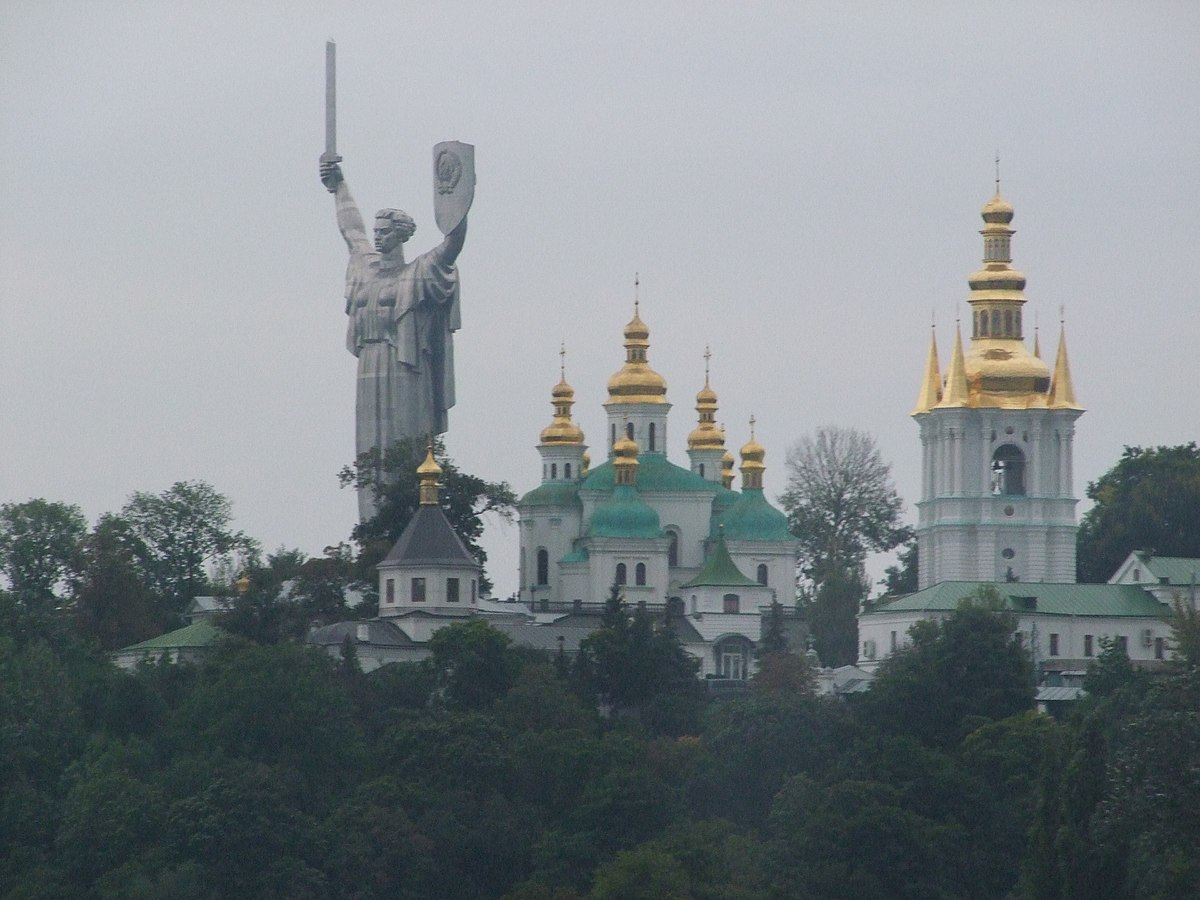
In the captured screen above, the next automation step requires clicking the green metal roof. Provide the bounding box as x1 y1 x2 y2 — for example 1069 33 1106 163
560 547 589 563
121 621 225 651
681 536 759 588
583 453 715 493
716 488 792 542
519 481 582 508
868 581 1169 618
1136 553 1200 586
589 485 662 538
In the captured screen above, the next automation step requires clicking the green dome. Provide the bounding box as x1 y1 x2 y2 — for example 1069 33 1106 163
718 488 791 542
520 481 581 509
590 485 662 538
583 453 714 493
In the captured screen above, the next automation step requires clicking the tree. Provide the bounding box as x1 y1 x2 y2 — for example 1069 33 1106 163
880 537 918 598
120 481 258 621
0 499 87 608
339 437 516 592
1076 442 1200 583
855 588 1034 747
426 619 521 709
69 514 159 650
779 427 909 665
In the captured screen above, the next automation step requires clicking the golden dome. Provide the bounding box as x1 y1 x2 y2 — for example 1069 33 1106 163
540 375 585 445
688 350 724 451
605 304 668 405
981 191 1015 224
612 431 640 485
418 443 442 505
551 379 574 401
417 444 442 477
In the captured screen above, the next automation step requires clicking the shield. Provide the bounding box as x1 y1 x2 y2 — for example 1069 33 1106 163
433 141 475 235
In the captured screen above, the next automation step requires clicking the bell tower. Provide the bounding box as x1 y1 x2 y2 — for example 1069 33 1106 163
912 185 1083 587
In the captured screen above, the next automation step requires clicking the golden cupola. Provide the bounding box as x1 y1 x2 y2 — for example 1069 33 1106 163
417 442 443 505
688 348 725 450
540 351 585 446
739 417 766 490
961 180 1051 408
612 431 640 486
605 301 668 406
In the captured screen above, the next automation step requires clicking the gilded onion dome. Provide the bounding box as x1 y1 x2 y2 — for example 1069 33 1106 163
688 348 725 450
739 417 766 490
540 353 586 445
612 431 640 485
605 302 668 405
417 443 443 505
721 437 736 489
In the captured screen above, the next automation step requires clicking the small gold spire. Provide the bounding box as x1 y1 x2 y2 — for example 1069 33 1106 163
418 439 443 505
1049 322 1083 410
606 294 668 406
688 346 724 450
937 323 969 408
236 574 251 594
720 427 735 489
740 415 766 490
912 325 942 414
613 427 640 486
541 345 585 445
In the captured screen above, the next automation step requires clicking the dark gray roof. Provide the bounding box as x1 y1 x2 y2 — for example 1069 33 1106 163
308 619 416 647
379 505 479 569
495 623 595 653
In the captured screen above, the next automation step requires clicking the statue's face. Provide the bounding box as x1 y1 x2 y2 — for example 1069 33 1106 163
374 217 404 254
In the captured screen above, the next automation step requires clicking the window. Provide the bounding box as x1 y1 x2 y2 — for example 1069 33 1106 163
648 422 656 451
412 577 426 603
447 577 460 603
979 312 989 337
626 422 634 441
611 424 616 447
615 563 627 585
551 463 557 479
698 463 705 478
723 593 740 613
635 562 646 586
1015 310 1022 336
1004 309 1013 336
991 444 1026 496
1155 637 1165 660
757 564 768 586
536 549 549 586
667 532 679 568
386 578 395 605
991 310 1001 336
716 638 749 680
471 580 477 603
1049 633 1059 656
1084 634 1094 657
1117 635 1128 654
565 462 571 479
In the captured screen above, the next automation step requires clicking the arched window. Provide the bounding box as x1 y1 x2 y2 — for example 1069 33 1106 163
757 564 768 586
550 463 557 480
648 422 656 452
715 636 750 679
991 444 1026 496
991 310 1001 337
1004 310 1013 337
611 424 616 448
667 532 679 568
635 562 647 585
626 422 634 441
615 563 627 585
979 312 989 337
723 593 740 613
698 463 705 478
536 548 549 585
565 462 572 479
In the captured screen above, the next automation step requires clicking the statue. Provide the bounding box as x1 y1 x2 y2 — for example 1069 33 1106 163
318 44 474 520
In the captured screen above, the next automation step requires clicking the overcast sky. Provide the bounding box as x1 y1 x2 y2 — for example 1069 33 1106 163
2 2 1197 598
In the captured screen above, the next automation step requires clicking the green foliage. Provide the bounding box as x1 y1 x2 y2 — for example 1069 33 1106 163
340 437 516 592
121 481 259 622
780 427 910 664
1086 635 1141 697
0 498 87 607
70 514 159 650
1076 442 1200 583
855 590 1034 747
428 619 521 709
881 536 919 597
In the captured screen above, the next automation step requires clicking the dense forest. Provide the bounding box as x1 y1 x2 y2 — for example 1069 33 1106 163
2 587 1197 899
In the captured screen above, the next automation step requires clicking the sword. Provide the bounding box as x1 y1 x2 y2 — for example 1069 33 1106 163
321 40 341 165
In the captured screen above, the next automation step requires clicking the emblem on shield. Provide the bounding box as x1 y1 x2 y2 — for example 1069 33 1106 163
433 141 475 235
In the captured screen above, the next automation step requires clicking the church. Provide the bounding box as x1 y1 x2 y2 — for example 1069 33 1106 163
858 186 1191 681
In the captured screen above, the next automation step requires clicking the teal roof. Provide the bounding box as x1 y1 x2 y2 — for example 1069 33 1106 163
121 621 225 651
717 488 792 542
560 547 590 563
867 582 1169 619
681 536 759 588
583 453 715 494
590 485 662 538
1135 553 1200 586
712 485 740 515
520 481 582 508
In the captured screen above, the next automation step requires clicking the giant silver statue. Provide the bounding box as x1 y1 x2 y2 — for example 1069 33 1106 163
318 44 474 520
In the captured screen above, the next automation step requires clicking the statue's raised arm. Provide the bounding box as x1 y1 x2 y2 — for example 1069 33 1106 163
320 159 370 254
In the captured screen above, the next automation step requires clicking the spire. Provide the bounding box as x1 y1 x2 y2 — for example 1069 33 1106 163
417 440 443 505
540 344 585 445
1049 321 1083 409
739 415 766 490
1033 321 1041 359
936 323 969 408
612 428 640 486
688 345 724 450
605 289 668 406
912 326 943 414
